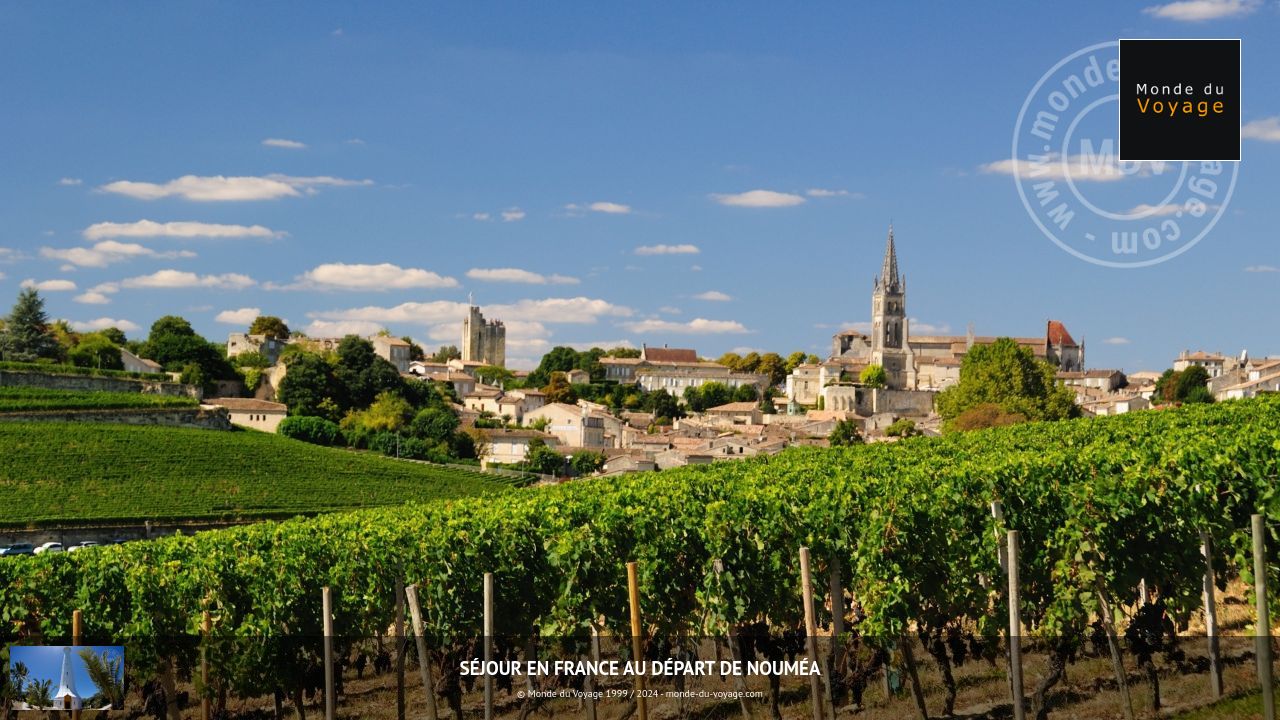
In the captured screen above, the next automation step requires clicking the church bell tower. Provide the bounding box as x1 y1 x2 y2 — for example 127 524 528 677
869 225 914 390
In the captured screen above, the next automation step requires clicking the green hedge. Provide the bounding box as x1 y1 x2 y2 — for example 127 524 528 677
0 360 169 381
0 387 198 412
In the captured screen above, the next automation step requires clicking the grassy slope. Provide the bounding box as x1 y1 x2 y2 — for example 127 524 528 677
0 422 510 527
0 386 198 411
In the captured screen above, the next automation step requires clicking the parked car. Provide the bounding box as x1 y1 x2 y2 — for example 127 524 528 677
0 543 35 556
33 542 64 554
68 541 100 552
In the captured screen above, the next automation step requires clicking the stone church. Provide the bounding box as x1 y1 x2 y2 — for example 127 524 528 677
791 226 1085 402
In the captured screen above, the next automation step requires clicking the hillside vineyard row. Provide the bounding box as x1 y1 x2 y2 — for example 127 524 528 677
3 397 1280 714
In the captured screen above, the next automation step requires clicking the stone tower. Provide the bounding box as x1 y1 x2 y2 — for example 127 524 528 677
461 303 506 367
869 225 914 390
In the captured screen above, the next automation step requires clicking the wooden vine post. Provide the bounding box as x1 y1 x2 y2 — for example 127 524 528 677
1006 530 1025 720
626 561 649 720
798 547 825 720
484 572 495 720
1254 514 1275 720
713 559 755 720
395 580 407 720
201 609 212 720
404 584 440 720
1201 531 1222 699
1093 581 1135 720
323 586 335 720
72 610 82 720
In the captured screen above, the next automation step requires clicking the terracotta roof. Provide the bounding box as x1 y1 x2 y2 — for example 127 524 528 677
208 397 287 412
706 402 760 413
641 346 699 363
479 428 557 440
1047 320 1077 347
1180 351 1226 361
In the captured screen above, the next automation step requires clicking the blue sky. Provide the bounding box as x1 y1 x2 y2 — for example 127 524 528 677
0 2 1276 370
9 645 124 702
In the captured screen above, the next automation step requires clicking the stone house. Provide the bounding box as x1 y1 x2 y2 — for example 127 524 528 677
478 428 558 466
208 397 288 432
372 336 412 373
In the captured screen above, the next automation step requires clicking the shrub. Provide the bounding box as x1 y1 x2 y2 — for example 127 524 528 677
278 416 345 447
885 418 920 437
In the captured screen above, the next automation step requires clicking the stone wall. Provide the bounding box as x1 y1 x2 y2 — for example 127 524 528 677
0 405 231 430
0 369 200 398
0 518 262 548
869 388 936 416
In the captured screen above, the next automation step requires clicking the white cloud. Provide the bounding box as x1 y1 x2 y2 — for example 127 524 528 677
805 188 864 199
501 207 526 222
694 290 732 302
1143 0 1259 21
279 263 459 291
99 174 372 201
589 201 632 215
980 154 1171 183
658 306 681 315
215 307 263 325
345 138 366 145
0 248 24 263
73 292 111 305
20 278 77 292
620 318 749 335
0 271 5 280
1242 117 1280 142
466 268 579 285
472 212 492 221
711 189 806 208
84 219 282 241
1245 265 1279 273
566 339 635 351
122 270 255 290
59 177 82 186
310 297 631 327
69 317 140 332
262 138 307 149
303 319 385 337
1103 337 1132 345
635 244 700 256
1126 202 1221 217
41 241 196 268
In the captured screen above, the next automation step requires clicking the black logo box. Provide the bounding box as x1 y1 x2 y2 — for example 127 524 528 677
1119 39 1240 162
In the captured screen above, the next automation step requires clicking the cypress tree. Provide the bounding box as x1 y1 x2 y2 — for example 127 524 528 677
1 288 60 362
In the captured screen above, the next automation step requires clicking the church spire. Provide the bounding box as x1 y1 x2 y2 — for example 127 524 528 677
878 224 901 292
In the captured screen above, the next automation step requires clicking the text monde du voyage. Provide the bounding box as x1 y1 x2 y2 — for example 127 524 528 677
459 658 823 677
1134 82 1228 118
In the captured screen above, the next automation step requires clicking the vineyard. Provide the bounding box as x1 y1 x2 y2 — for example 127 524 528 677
0 360 168 381
0 423 512 527
0 386 198 412
3 397 1280 719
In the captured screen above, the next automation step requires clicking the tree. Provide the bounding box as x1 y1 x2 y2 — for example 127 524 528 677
349 391 414 432
99 326 128 346
401 336 425 362
646 389 685 422
935 338 1079 431
335 335 404 408
860 364 887 389
78 648 124 709
759 387 777 414
428 345 461 363
141 315 236 389
684 382 732 412
885 418 920 437
278 416 345 446
0 288 60 361
828 418 864 446
570 450 606 476
26 678 53 710
68 332 124 370
1175 365 1213 403
543 371 578 404
248 315 290 339
475 365 515 387
278 352 344 420
410 406 460 443
949 403 1027 431
527 346 579 387
732 384 758 402
757 352 787 386
785 351 808 374
49 319 79 361
230 350 270 369
524 438 565 476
